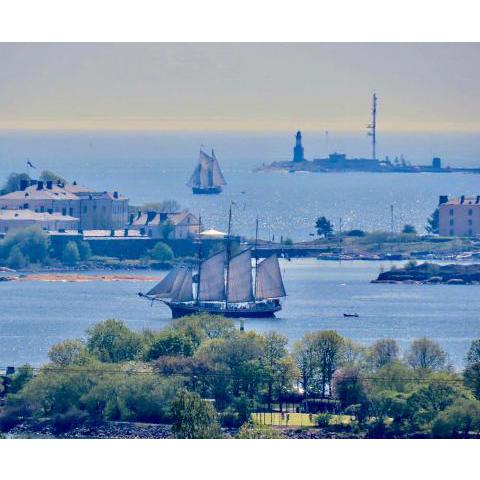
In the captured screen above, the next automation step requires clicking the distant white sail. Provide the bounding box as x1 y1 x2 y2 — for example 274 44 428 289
227 249 254 303
146 265 181 297
187 150 226 188
255 255 286 300
211 150 227 186
171 267 194 302
199 251 226 301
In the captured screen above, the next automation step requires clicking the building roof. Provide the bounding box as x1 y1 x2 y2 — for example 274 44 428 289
0 181 128 202
0 209 79 221
441 196 480 206
0 184 78 201
130 210 197 227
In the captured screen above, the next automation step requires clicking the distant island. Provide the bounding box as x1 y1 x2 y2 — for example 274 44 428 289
256 131 480 174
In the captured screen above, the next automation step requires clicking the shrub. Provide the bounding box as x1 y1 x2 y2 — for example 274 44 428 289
346 229 366 237
315 412 332 428
402 224 417 235
1 227 50 264
48 340 86 367
0 404 32 432
6 245 28 269
148 241 174 262
77 241 92 261
62 241 80 266
51 407 90 434
431 398 480 438
237 422 285 439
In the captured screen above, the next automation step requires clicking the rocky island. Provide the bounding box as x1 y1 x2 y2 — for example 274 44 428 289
373 261 480 284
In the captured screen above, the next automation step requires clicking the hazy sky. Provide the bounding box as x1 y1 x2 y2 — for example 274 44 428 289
1 43 479 132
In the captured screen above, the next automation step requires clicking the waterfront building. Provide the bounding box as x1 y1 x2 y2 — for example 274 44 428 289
128 210 200 239
292 131 305 162
0 209 79 234
0 180 129 230
438 195 480 237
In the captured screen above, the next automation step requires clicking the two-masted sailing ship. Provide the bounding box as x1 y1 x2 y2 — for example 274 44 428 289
187 149 226 194
139 212 286 318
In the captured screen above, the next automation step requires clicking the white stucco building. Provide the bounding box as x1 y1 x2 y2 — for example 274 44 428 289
0 180 129 230
0 209 79 234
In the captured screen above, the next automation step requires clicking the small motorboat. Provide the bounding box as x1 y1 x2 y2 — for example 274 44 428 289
343 312 359 318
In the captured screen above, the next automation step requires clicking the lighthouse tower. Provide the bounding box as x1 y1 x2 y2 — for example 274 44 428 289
292 131 305 162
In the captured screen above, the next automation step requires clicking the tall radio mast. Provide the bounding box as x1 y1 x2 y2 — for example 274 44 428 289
367 93 378 161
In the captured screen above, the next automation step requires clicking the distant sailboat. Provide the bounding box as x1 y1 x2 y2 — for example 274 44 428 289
140 210 286 318
187 149 226 194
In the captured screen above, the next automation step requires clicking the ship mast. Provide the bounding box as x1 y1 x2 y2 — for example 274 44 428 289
195 215 202 304
224 204 233 308
367 93 378 161
254 217 259 298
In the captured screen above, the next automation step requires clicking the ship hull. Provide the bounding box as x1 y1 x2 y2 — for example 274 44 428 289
192 186 223 194
164 301 281 318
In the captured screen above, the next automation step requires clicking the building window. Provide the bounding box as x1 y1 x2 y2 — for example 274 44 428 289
449 209 454 216
69 208 73 216
468 219 473 226
83 206 87 214
469 209 473 216
449 219 454 226
102 206 106 213
469 229 473 237
40 206 45 212
449 229 454 236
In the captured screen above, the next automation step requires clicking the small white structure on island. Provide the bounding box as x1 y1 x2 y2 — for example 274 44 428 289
0 209 79 234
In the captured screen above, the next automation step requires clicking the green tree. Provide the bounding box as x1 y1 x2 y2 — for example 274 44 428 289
144 329 195 360
39 170 66 184
315 330 345 397
1 172 31 195
333 366 368 410
148 241 174 262
2 226 50 264
315 216 333 237
262 331 289 408
464 363 480 400
171 390 221 439
62 241 80 266
402 224 417 234
426 208 439 235
6 245 28 269
86 319 143 363
405 338 448 371
431 398 480 438
77 241 92 261
466 339 480 366
405 380 467 430
368 338 399 370
161 221 175 240
48 340 85 367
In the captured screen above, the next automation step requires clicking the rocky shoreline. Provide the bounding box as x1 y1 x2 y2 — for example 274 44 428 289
373 262 480 285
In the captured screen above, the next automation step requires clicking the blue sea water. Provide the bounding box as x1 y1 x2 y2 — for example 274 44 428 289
1 131 480 369
1 130 480 239
0 260 479 369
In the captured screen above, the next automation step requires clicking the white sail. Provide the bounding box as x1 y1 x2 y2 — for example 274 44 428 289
199 251 225 301
146 265 181 297
187 164 202 188
171 268 193 302
211 150 227 186
255 255 286 300
227 249 254 303
187 150 226 188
